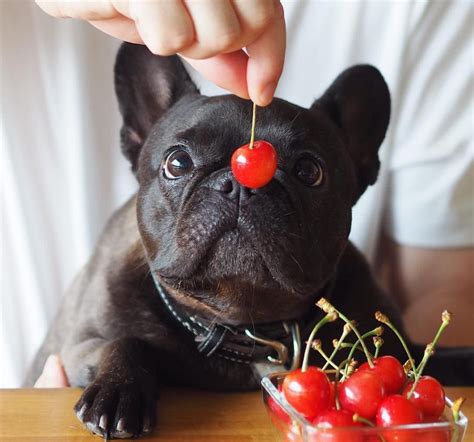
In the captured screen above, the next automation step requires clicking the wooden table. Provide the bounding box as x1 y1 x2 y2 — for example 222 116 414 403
0 387 472 441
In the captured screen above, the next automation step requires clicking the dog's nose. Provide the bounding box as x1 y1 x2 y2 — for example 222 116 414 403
212 174 253 202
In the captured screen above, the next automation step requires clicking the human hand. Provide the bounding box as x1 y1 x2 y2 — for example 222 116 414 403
34 354 70 388
35 0 286 106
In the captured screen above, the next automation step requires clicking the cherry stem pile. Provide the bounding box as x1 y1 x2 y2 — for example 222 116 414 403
316 298 375 368
279 297 468 440
321 323 352 370
307 298 453 394
341 327 382 379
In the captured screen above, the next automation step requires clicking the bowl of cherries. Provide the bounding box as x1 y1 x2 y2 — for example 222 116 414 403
261 298 468 442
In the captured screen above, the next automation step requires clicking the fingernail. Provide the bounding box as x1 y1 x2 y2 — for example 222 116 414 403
259 81 278 106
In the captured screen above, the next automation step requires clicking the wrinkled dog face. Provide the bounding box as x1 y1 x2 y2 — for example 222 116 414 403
114 43 390 324
137 99 354 314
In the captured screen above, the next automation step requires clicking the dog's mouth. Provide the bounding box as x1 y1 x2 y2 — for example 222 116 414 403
157 224 319 299
155 228 317 325
202 228 297 290
150 202 333 324
157 228 269 285
147 179 329 303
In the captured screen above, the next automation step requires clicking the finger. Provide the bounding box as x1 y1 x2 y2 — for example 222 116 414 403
35 0 142 44
89 16 143 44
246 2 286 106
35 0 118 20
231 0 276 33
34 354 70 388
180 0 241 59
184 50 249 99
128 0 194 55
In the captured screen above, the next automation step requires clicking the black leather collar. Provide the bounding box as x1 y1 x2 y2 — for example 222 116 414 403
152 274 333 368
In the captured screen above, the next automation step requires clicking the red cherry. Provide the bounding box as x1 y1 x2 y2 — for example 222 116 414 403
403 376 445 419
416 429 450 442
328 381 336 408
312 409 363 442
376 394 423 426
338 370 385 420
267 385 291 426
231 140 277 189
359 356 406 395
312 408 360 427
376 394 423 442
282 367 332 420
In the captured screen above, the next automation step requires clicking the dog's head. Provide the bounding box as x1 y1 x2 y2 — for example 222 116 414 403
114 43 390 324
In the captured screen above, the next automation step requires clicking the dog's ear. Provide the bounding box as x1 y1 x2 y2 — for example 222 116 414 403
114 43 199 173
312 65 390 203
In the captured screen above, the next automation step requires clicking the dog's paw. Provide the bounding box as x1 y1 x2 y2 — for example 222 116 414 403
74 379 156 439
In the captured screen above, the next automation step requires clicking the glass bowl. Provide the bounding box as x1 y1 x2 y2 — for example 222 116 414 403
261 372 468 442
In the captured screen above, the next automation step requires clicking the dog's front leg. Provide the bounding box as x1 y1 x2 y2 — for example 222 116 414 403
71 337 158 439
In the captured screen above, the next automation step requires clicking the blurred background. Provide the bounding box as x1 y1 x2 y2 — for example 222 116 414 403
1 0 472 387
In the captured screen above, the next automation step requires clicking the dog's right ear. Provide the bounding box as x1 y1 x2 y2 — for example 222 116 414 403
114 43 199 173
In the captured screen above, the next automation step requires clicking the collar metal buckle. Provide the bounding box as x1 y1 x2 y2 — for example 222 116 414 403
244 321 301 370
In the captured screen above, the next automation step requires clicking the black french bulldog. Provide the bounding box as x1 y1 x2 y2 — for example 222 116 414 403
25 43 473 439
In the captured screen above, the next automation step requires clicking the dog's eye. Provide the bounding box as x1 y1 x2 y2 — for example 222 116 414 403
163 150 194 179
294 157 323 187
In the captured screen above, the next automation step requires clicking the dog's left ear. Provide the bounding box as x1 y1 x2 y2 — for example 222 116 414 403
311 65 390 203
114 42 199 173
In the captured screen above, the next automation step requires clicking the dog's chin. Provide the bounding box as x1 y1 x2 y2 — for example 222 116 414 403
151 218 347 324
156 230 327 324
201 229 327 296
202 230 272 282
159 230 274 288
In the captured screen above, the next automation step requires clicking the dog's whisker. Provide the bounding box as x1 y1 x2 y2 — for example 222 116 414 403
290 253 304 274
286 232 304 240
289 110 302 127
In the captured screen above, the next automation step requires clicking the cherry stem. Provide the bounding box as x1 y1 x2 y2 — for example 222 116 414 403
452 397 466 422
334 357 355 410
353 414 375 427
373 336 384 358
353 415 387 442
335 357 354 382
302 312 338 372
322 325 352 370
408 310 451 398
342 328 379 379
375 311 416 373
403 359 413 376
317 298 374 368
338 342 372 356
249 102 257 150
312 340 339 370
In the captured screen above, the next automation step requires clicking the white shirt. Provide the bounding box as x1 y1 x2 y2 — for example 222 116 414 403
1 0 472 387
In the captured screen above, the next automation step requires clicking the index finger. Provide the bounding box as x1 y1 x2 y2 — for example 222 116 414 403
35 0 117 20
246 3 286 106
183 50 250 99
